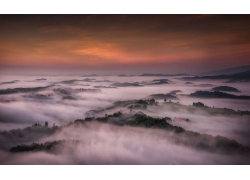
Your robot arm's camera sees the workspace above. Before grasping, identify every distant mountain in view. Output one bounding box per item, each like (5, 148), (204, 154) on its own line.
(141, 73), (189, 76)
(182, 70), (250, 82)
(149, 79), (170, 85)
(118, 74), (127, 77)
(0, 85), (53, 95)
(60, 78), (96, 84)
(212, 86), (240, 92)
(149, 93), (177, 100)
(190, 91), (250, 99)
(204, 65), (250, 75)
(79, 74), (98, 77)
(0, 80), (19, 84)
(111, 82), (142, 87)
(35, 78), (47, 81)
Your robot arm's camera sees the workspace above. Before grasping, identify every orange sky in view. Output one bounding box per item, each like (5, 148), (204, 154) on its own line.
(0, 15), (250, 74)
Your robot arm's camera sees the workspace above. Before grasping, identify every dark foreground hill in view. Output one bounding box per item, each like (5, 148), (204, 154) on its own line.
(7, 112), (250, 155)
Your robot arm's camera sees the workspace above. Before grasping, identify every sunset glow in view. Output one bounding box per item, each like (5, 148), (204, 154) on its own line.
(1, 15), (250, 74)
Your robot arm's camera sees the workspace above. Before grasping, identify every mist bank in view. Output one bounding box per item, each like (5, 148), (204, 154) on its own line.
(1, 112), (250, 165)
(0, 74), (250, 165)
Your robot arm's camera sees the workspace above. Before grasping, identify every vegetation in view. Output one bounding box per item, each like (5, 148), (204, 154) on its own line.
(163, 101), (250, 116)
(118, 74), (127, 77)
(44, 121), (48, 127)
(60, 78), (96, 84)
(62, 96), (76, 100)
(181, 70), (250, 82)
(125, 114), (250, 154)
(22, 93), (52, 99)
(190, 91), (250, 99)
(128, 104), (147, 110)
(73, 112), (250, 154)
(193, 102), (205, 107)
(0, 86), (53, 95)
(169, 90), (182, 95)
(76, 88), (101, 92)
(212, 86), (240, 92)
(149, 93), (177, 100)
(9, 140), (80, 153)
(0, 80), (19, 84)
(0, 124), (60, 150)
(53, 88), (69, 95)
(35, 78), (47, 81)
(125, 114), (184, 133)
(111, 82), (142, 87)
(136, 100), (148, 105)
(150, 79), (169, 85)
(93, 86), (116, 88)
(4, 109), (250, 155)
(74, 111), (123, 124)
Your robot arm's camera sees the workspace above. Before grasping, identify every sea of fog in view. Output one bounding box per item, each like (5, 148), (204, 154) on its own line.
(0, 74), (250, 164)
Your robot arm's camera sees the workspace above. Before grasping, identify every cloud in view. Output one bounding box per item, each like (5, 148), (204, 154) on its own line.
(1, 122), (250, 165)
(0, 75), (250, 164)
(1, 15), (250, 74)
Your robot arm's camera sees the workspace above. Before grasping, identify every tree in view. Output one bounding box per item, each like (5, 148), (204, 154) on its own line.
(45, 121), (48, 127)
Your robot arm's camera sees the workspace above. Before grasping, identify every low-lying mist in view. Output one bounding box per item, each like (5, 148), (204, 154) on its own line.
(0, 74), (250, 164)
(1, 122), (250, 165)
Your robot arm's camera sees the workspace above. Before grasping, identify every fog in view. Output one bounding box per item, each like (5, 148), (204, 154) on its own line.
(1, 122), (250, 165)
(0, 74), (250, 164)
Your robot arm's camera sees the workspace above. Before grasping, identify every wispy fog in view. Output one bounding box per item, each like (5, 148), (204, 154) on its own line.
(1, 122), (250, 165)
(0, 74), (250, 164)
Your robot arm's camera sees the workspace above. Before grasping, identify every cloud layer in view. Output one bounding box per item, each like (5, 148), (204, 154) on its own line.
(0, 74), (250, 164)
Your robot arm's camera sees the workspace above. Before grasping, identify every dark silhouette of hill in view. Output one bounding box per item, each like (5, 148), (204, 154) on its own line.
(0, 80), (19, 84)
(11, 112), (250, 155)
(204, 65), (250, 75)
(111, 82), (142, 87)
(182, 70), (250, 82)
(118, 74), (127, 77)
(93, 86), (116, 89)
(149, 93), (177, 100)
(140, 73), (188, 76)
(150, 79), (169, 85)
(60, 78), (96, 84)
(62, 96), (76, 100)
(212, 86), (240, 92)
(0, 85), (53, 95)
(35, 78), (47, 81)
(9, 140), (80, 154)
(76, 88), (101, 93)
(190, 91), (250, 99)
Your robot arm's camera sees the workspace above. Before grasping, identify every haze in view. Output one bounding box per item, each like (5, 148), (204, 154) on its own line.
(0, 15), (250, 165)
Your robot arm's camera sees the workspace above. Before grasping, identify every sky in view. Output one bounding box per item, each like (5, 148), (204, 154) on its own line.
(0, 14), (250, 75)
